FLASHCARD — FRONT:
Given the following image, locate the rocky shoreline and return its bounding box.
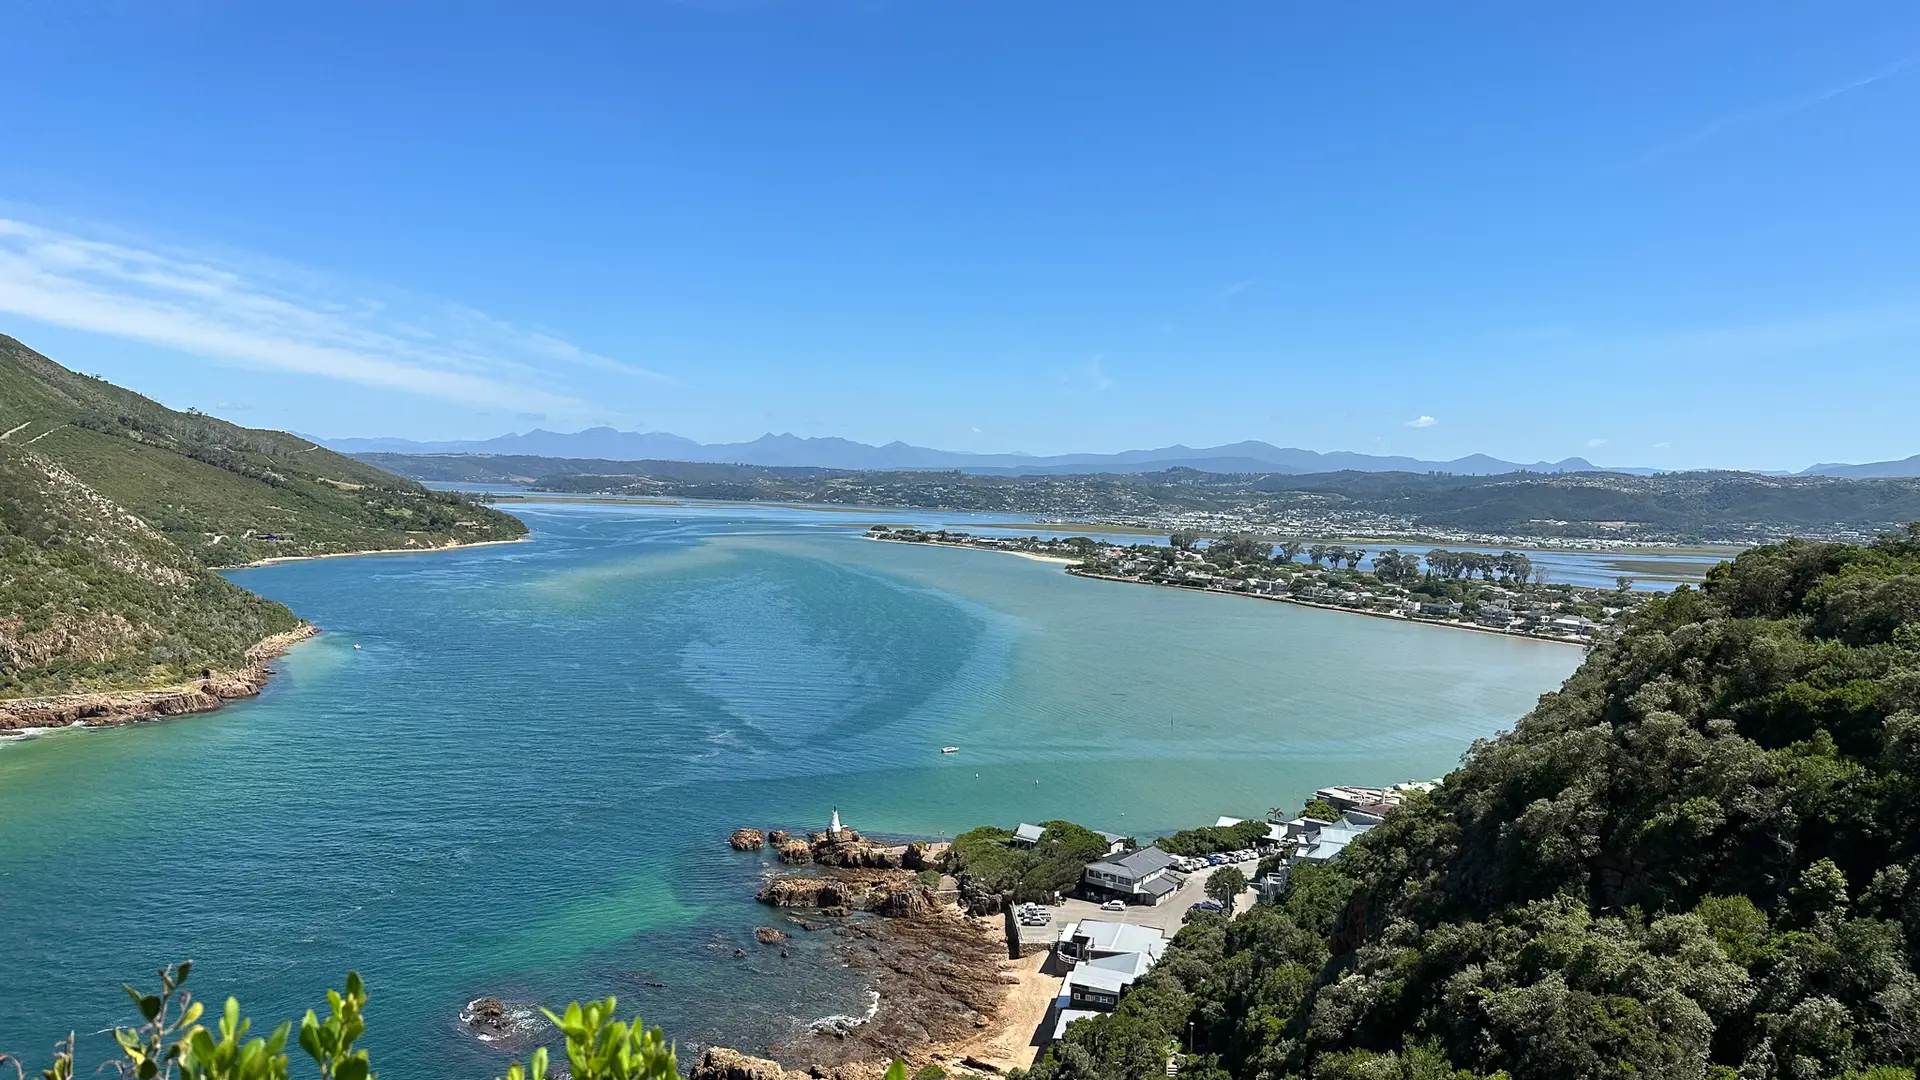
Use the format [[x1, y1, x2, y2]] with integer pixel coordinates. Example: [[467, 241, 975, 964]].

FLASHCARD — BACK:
[[701, 824, 1020, 1079], [0, 624, 320, 733]]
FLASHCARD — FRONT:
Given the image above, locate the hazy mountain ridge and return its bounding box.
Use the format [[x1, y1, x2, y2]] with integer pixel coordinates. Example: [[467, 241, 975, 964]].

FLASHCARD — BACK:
[[1801, 454, 1920, 478], [321, 427, 1645, 476], [359, 451, 1920, 544]]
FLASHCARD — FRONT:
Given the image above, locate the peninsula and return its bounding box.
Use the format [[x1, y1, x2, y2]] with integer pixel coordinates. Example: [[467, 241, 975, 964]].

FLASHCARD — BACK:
[[867, 525, 1647, 644]]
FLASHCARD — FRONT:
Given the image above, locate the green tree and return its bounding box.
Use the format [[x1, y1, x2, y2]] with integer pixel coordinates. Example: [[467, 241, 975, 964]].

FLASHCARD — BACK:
[[1205, 867, 1247, 908], [1301, 799, 1339, 821], [1, 965, 677, 1080]]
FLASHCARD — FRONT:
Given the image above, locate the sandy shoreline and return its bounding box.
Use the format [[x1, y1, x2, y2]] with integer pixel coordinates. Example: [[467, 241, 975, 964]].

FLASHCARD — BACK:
[[225, 534, 528, 569], [864, 535, 1076, 564], [938, 945, 1060, 1071]]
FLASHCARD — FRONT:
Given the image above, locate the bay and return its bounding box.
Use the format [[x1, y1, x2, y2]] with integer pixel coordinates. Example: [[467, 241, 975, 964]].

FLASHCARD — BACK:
[[0, 501, 1579, 1077]]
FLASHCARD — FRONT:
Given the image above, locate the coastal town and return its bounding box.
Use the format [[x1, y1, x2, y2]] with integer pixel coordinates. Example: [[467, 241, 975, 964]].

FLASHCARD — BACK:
[[727, 781, 1433, 1079], [494, 459, 1920, 547], [867, 525, 1649, 644]]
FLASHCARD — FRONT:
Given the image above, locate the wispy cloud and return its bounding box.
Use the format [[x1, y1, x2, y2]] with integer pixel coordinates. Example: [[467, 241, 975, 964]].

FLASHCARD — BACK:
[[0, 216, 664, 416], [1645, 52, 1920, 160], [1087, 354, 1114, 392], [1405, 415, 1438, 429], [1587, 437, 1609, 448], [1214, 280, 1254, 301], [1653, 441, 1671, 450]]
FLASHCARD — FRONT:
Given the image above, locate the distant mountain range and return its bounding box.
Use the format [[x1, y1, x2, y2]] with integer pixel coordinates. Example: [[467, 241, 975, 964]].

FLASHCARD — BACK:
[[319, 428, 1666, 477], [1798, 455, 1920, 479]]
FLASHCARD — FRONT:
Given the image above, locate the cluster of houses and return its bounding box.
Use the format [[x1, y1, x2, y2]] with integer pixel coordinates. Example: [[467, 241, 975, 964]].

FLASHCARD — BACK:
[[1089, 553, 1610, 641], [1039, 781, 1439, 1047], [868, 525, 1626, 643]]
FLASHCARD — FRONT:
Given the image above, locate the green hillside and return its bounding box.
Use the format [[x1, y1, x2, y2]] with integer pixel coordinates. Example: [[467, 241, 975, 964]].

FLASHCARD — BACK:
[[1032, 527, 1920, 1080], [0, 333, 527, 699], [0, 334, 526, 567], [0, 441, 299, 697]]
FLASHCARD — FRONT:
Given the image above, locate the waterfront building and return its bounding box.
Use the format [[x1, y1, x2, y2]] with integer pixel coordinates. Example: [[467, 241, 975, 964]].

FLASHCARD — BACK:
[[1081, 846, 1178, 906]]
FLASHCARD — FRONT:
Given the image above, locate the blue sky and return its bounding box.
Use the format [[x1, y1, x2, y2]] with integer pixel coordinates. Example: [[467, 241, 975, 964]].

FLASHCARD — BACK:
[[1, 2, 1916, 470]]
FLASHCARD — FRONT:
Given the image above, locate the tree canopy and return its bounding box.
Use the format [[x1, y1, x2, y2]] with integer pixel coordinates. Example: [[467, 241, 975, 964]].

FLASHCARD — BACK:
[[1025, 527, 1920, 1080], [947, 820, 1115, 903]]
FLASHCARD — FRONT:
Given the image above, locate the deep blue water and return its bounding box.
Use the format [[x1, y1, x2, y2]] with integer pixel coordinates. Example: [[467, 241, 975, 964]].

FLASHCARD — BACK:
[[0, 501, 1580, 1077]]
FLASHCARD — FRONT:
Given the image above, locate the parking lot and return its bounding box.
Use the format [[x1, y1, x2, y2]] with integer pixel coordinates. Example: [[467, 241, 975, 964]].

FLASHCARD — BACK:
[[1024, 861, 1256, 937]]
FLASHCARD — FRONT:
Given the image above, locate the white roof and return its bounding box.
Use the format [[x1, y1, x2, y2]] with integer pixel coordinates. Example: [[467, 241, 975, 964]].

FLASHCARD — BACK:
[[1084, 950, 1155, 979], [1214, 816, 1245, 827], [1066, 919, 1166, 956], [1067, 964, 1134, 994], [1053, 1009, 1101, 1040], [1014, 823, 1046, 843]]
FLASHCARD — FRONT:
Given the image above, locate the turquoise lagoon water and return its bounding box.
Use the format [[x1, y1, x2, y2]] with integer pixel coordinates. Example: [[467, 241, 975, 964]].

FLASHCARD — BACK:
[[0, 501, 1580, 1076]]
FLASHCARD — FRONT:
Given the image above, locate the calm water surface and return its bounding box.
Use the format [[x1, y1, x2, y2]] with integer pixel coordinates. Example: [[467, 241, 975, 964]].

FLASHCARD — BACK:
[[0, 502, 1579, 1076]]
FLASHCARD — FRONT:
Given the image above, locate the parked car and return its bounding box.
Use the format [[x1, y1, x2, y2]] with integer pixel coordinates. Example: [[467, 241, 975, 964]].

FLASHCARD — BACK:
[[1101, 899, 1127, 912], [1191, 900, 1223, 913]]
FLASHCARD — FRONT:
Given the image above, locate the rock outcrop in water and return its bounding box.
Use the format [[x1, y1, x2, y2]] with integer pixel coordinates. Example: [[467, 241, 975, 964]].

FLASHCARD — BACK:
[[457, 995, 548, 1053], [729, 828, 766, 851], [756, 869, 937, 917], [755, 925, 788, 944]]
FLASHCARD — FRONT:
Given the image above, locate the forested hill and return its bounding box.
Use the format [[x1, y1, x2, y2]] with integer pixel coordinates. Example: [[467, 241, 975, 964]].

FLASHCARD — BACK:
[[0, 335, 525, 566], [0, 334, 525, 699], [1032, 527, 1920, 1080]]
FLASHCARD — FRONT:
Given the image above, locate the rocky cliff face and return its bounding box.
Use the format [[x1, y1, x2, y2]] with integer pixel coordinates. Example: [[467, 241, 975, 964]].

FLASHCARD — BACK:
[[0, 625, 318, 732]]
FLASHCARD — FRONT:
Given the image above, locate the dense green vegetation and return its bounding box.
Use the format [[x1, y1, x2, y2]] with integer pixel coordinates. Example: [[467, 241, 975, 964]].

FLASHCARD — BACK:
[[0, 963, 677, 1080], [2, 335, 525, 566], [1024, 528, 1920, 1080], [947, 820, 1117, 903], [1157, 821, 1273, 857], [0, 334, 526, 699], [362, 451, 1920, 543], [0, 441, 298, 696]]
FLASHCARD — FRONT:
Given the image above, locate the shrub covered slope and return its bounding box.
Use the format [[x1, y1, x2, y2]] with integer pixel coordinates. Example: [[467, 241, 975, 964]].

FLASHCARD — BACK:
[[0, 334, 525, 566], [1033, 528, 1920, 1080]]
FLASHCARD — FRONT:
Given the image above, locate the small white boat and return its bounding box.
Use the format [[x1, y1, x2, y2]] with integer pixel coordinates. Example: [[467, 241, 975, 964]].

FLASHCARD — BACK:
[[941, 746, 959, 754]]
